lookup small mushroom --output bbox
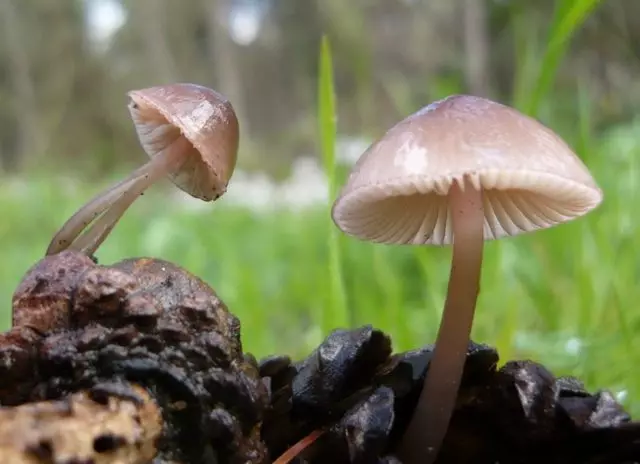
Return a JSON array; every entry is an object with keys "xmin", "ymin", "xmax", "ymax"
[
  {"xmin": 46, "ymin": 83, "xmax": 239, "ymax": 257},
  {"xmin": 330, "ymin": 95, "xmax": 603, "ymax": 463}
]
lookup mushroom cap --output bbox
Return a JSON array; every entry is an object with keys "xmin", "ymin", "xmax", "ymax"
[
  {"xmin": 331, "ymin": 95, "xmax": 603, "ymax": 246},
  {"xmin": 128, "ymin": 83, "xmax": 239, "ymax": 201}
]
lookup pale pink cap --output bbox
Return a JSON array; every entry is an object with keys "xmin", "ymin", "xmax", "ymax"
[
  {"xmin": 331, "ymin": 95, "xmax": 603, "ymax": 246},
  {"xmin": 128, "ymin": 83, "xmax": 239, "ymax": 201}
]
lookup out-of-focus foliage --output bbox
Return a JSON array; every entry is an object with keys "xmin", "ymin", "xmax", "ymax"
[{"xmin": 0, "ymin": 0, "xmax": 638, "ymax": 175}]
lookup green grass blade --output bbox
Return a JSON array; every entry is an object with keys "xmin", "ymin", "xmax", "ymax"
[
  {"xmin": 510, "ymin": 7, "xmax": 541, "ymax": 109},
  {"xmin": 523, "ymin": 0, "xmax": 604, "ymax": 116},
  {"xmin": 318, "ymin": 35, "xmax": 349, "ymax": 331},
  {"xmin": 319, "ymin": 36, "xmax": 338, "ymax": 198}
]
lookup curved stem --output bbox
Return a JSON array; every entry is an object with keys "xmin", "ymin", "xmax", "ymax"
[
  {"xmin": 46, "ymin": 172, "xmax": 144, "ymax": 255},
  {"xmin": 398, "ymin": 178, "xmax": 484, "ymax": 463},
  {"xmin": 69, "ymin": 171, "xmax": 157, "ymax": 256},
  {"xmin": 46, "ymin": 141, "xmax": 188, "ymax": 256}
]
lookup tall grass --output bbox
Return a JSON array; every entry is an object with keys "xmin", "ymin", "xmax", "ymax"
[
  {"xmin": 519, "ymin": 0, "xmax": 605, "ymax": 116},
  {"xmin": 318, "ymin": 36, "xmax": 349, "ymax": 335},
  {"xmin": 1, "ymin": 1, "xmax": 639, "ymax": 417}
]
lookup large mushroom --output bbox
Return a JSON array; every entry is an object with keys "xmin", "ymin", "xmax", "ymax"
[
  {"xmin": 46, "ymin": 83, "xmax": 239, "ymax": 257},
  {"xmin": 330, "ymin": 95, "xmax": 603, "ymax": 463}
]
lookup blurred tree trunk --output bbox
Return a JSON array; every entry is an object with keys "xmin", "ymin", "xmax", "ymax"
[
  {"xmin": 463, "ymin": 0, "xmax": 490, "ymax": 97},
  {"xmin": 204, "ymin": 0, "xmax": 249, "ymax": 134},
  {"xmin": 0, "ymin": 0, "xmax": 42, "ymax": 169},
  {"xmin": 136, "ymin": 0, "xmax": 177, "ymax": 83}
]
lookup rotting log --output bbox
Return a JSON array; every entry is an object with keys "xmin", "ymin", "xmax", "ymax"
[
  {"xmin": 3, "ymin": 250, "xmax": 640, "ymax": 463},
  {"xmin": 3, "ymin": 251, "xmax": 269, "ymax": 463}
]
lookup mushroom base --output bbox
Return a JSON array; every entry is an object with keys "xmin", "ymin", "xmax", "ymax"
[{"xmin": 2, "ymin": 252, "xmax": 638, "ymax": 464}]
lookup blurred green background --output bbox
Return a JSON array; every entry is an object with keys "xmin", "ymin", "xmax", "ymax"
[{"xmin": 0, "ymin": 0, "xmax": 639, "ymax": 415}]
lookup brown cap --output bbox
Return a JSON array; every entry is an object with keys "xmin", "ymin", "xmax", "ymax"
[
  {"xmin": 128, "ymin": 83, "xmax": 239, "ymax": 201},
  {"xmin": 331, "ymin": 95, "xmax": 603, "ymax": 245}
]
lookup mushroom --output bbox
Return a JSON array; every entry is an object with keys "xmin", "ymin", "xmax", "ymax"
[
  {"xmin": 330, "ymin": 95, "xmax": 603, "ymax": 463},
  {"xmin": 46, "ymin": 83, "xmax": 239, "ymax": 257}
]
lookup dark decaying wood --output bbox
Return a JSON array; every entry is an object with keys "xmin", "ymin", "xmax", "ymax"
[{"xmin": 1, "ymin": 251, "xmax": 639, "ymax": 463}]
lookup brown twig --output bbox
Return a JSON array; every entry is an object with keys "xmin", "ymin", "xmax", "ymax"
[{"xmin": 273, "ymin": 429, "xmax": 325, "ymax": 464}]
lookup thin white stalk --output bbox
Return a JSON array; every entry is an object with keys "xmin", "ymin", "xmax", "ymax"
[
  {"xmin": 46, "ymin": 172, "xmax": 143, "ymax": 255},
  {"xmin": 69, "ymin": 171, "xmax": 159, "ymax": 256},
  {"xmin": 46, "ymin": 140, "xmax": 188, "ymax": 256},
  {"xmin": 398, "ymin": 178, "xmax": 485, "ymax": 463}
]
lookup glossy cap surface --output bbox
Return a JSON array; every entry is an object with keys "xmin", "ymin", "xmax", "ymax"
[
  {"xmin": 128, "ymin": 83, "xmax": 239, "ymax": 201},
  {"xmin": 332, "ymin": 95, "xmax": 603, "ymax": 245}
]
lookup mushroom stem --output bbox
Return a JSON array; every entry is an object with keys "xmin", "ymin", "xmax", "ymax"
[
  {"xmin": 398, "ymin": 178, "xmax": 484, "ymax": 464},
  {"xmin": 68, "ymin": 170, "xmax": 157, "ymax": 256},
  {"xmin": 46, "ymin": 140, "xmax": 189, "ymax": 256}
]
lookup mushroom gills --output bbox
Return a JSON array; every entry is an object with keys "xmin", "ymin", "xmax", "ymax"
[{"xmin": 339, "ymin": 182, "xmax": 591, "ymax": 246}]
